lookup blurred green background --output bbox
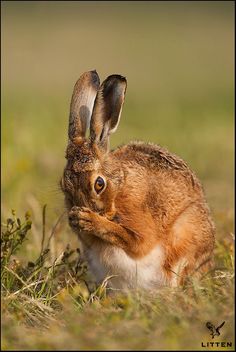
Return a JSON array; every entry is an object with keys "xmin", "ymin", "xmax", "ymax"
[{"xmin": 1, "ymin": 1, "xmax": 234, "ymax": 229}]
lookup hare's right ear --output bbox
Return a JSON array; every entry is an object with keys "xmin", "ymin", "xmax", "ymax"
[
  {"xmin": 68, "ymin": 70, "xmax": 100, "ymax": 141},
  {"xmin": 90, "ymin": 74, "xmax": 127, "ymax": 150}
]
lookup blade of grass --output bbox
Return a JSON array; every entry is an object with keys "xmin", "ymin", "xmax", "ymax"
[
  {"xmin": 3, "ymin": 266, "xmax": 35, "ymax": 296},
  {"xmin": 40, "ymin": 204, "xmax": 47, "ymax": 254}
]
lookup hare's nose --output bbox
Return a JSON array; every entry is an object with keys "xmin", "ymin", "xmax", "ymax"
[{"xmin": 74, "ymin": 190, "xmax": 88, "ymax": 207}]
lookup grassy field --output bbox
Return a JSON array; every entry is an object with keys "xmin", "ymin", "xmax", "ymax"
[{"xmin": 1, "ymin": 1, "xmax": 234, "ymax": 350}]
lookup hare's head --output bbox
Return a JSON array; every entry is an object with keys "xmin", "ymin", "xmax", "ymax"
[{"xmin": 61, "ymin": 71, "xmax": 127, "ymax": 213}]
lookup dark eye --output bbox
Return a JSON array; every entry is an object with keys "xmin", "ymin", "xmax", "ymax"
[{"xmin": 94, "ymin": 176, "xmax": 105, "ymax": 194}]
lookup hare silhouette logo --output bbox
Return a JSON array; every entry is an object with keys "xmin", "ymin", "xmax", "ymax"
[
  {"xmin": 206, "ymin": 321, "xmax": 225, "ymax": 339},
  {"xmin": 201, "ymin": 321, "xmax": 233, "ymax": 348}
]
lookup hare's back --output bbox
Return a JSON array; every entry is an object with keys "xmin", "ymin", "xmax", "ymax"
[{"xmin": 113, "ymin": 141, "xmax": 192, "ymax": 174}]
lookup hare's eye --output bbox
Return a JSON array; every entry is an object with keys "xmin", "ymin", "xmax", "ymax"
[{"xmin": 94, "ymin": 176, "xmax": 105, "ymax": 194}]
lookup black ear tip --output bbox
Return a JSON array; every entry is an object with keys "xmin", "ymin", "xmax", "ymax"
[
  {"xmin": 90, "ymin": 70, "xmax": 100, "ymax": 86},
  {"xmin": 119, "ymin": 75, "xmax": 127, "ymax": 83},
  {"xmin": 103, "ymin": 75, "xmax": 127, "ymax": 90},
  {"xmin": 110, "ymin": 74, "xmax": 127, "ymax": 82}
]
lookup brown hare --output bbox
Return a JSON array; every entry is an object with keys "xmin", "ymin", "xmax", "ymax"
[{"xmin": 61, "ymin": 70, "xmax": 215, "ymax": 291}]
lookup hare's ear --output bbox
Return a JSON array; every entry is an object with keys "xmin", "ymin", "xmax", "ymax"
[
  {"xmin": 68, "ymin": 70, "xmax": 100, "ymax": 141},
  {"xmin": 90, "ymin": 74, "xmax": 127, "ymax": 150}
]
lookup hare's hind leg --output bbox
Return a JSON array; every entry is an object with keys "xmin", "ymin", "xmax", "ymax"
[{"xmin": 164, "ymin": 202, "xmax": 215, "ymax": 286}]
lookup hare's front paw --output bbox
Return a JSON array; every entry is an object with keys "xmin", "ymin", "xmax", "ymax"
[
  {"xmin": 78, "ymin": 207, "xmax": 101, "ymax": 233},
  {"xmin": 68, "ymin": 206, "xmax": 80, "ymax": 230},
  {"xmin": 69, "ymin": 206, "xmax": 104, "ymax": 233}
]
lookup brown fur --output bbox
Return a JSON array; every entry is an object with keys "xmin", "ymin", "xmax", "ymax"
[{"xmin": 61, "ymin": 71, "xmax": 215, "ymax": 288}]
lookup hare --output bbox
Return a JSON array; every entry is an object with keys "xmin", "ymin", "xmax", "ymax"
[{"xmin": 61, "ymin": 70, "xmax": 215, "ymax": 291}]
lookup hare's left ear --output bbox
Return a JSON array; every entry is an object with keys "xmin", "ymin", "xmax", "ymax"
[
  {"xmin": 90, "ymin": 74, "xmax": 127, "ymax": 150},
  {"xmin": 68, "ymin": 70, "xmax": 100, "ymax": 141}
]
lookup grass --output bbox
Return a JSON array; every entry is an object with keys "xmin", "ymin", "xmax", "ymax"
[
  {"xmin": 1, "ymin": 1, "xmax": 234, "ymax": 350},
  {"xmin": 1, "ymin": 210, "xmax": 234, "ymax": 350}
]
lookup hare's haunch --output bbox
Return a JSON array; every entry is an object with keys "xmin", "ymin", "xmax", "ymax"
[{"xmin": 61, "ymin": 70, "xmax": 215, "ymax": 291}]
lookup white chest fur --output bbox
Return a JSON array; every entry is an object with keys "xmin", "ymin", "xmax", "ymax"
[{"xmin": 83, "ymin": 243, "xmax": 167, "ymax": 291}]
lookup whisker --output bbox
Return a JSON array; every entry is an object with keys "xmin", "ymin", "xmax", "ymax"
[{"xmin": 46, "ymin": 211, "xmax": 67, "ymax": 249}]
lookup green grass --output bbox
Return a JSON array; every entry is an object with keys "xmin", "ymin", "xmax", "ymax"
[
  {"xmin": 1, "ymin": 210, "xmax": 234, "ymax": 350},
  {"xmin": 1, "ymin": 1, "xmax": 234, "ymax": 350}
]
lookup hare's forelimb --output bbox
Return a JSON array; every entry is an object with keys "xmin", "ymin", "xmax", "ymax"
[{"xmin": 69, "ymin": 206, "xmax": 142, "ymax": 256}]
